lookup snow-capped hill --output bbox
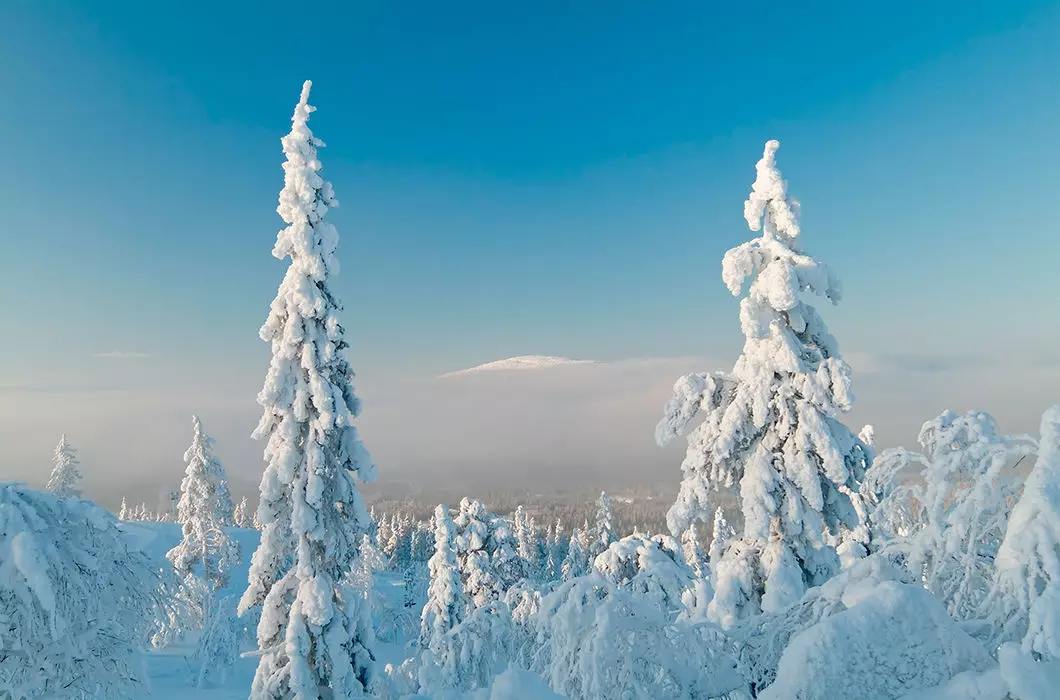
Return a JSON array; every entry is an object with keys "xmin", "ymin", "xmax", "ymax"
[{"xmin": 440, "ymin": 355, "xmax": 595, "ymax": 378}]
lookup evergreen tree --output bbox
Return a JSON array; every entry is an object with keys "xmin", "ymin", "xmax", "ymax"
[
  {"xmin": 592, "ymin": 491, "xmax": 616, "ymax": 558},
  {"xmin": 989, "ymin": 405, "xmax": 1060, "ymax": 659},
  {"xmin": 238, "ymin": 81, "xmax": 377, "ymax": 700},
  {"xmin": 657, "ymin": 140, "xmax": 871, "ymax": 624},
  {"xmin": 234, "ymin": 496, "xmax": 253, "ymax": 528},
  {"xmin": 46, "ymin": 434, "xmax": 82, "ymax": 499},
  {"xmin": 420, "ymin": 505, "xmax": 467, "ymax": 683},
  {"xmin": 167, "ymin": 416, "xmax": 240, "ymax": 591},
  {"xmin": 561, "ymin": 527, "xmax": 590, "ymax": 580},
  {"xmin": 118, "ymin": 496, "xmax": 128, "ymax": 520},
  {"xmin": 682, "ymin": 524, "xmax": 708, "ymax": 578}
]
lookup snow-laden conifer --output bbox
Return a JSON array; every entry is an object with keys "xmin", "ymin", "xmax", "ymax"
[
  {"xmin": 657, "ymin": 140, "xmax": 871, "ymax": 623},
  {"xmin": 234, "ymin": 496, "xmax": 253, "ymax": 528},
  {"xmin": 46, "ymin": 434, "xmax": 82, "ymax": 499},
  {"xmin": 591, "ymin": 491, "xmax": 616, "ymax": 559},
  {"xmin": 989, "ymin": 405, "xmax": 1060, "ymax": 658},
  {"xmin": 238, "ymin": 80, "xmax": 377, "ymax": 700},
  {"xmin": 561, "ymin": 527, "xmax": 590, "ymax": 580},
  {"xmin": 420, "ymin": 505, "xmax": 467, "ymax": 664},
  {"xmin": 167, "ymin": 416, "xmax": 240, "ymax": 591},
  {"xmin": 118, "ymin": 496, "xmax": 129, "ymax": 520}
]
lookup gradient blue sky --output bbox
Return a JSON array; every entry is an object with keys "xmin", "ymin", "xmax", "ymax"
[{"xmin": 2, "ymin": 1, "xmax": 1059, "ymax": 500}]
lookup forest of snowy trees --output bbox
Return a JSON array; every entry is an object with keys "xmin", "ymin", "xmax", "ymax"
[{"xmin": 4, "ymin": 82, "xmax": 1060, "ymax": 700}]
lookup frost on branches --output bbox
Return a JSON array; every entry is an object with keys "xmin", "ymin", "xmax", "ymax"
[
  {"xmin": 867, "ymin": 410, "xmax": 1034, "ymax": 623},
  {"xmin": 168, "ymin": 415, "xmax": 240, "ymax": 590},
  {"xmin": 238, "ymin": 80, "xmax": 378, "ymax": 700},
  {"xmin": 0, "ymin": 484, "xmax": 160, "ymax": 699},
  {"xmin": 46, "ymin": 434, "xmax": 82, "ymax": 499},
  {"xmin": 989, "ymin": 405, "xmax": 1060, "ymax": 659},
  {"xmin": 657, "ymin": 140, "xmax": 872, "ymax": 624}
]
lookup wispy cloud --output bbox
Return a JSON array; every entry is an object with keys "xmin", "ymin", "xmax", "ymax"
[{"xmin": 93, "ymin": 351, "xmax": 151, "ymax": 359}]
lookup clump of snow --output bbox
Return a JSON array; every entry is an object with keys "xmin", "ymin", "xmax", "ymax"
[{"xmin": 440, "ymin": 355, "xmax": 595, "ymax": 378}]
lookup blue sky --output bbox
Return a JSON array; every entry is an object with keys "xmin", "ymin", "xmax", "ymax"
[{"xmin": 1, "ymin": 1, "xmax": 1059, "ymax": 498}]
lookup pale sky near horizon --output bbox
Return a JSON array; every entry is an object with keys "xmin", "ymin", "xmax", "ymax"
[{"xmin": 1, "ymin": 1, "xmax": 1059, "ymax": 506}]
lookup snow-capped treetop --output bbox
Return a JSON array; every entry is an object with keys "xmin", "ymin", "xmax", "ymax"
[
  {"xmin": 742, "ymin": 140, "xmax": 800, "ymax": 246},
  {"xmin": 657, "ymin": 140, "xmax": 872, "ymax": 621},
  {"xmin": 240, "ymin": 81, "xmax": 377, "ymax": 700},
  {"xmin": 46, "ymin": 434, "xmax": 82, "ymax": 499},
  {"xmin": 989, "ymin": 405, "xmax": 1060, "ymax": 659}
]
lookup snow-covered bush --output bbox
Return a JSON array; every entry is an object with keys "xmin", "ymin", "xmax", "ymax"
[
  {"xmin": 867, "ymin": 410, "xmax": 1034, "ymax": 622},
  {"xmin": 532, "ymin": 576, "xmax": 742, "ymax": 700},
  {"xmin": 592, "ymin": 533, "xmax": 693, "ymax": 612},
  {"xmin": 195, "ymin": 594, "xmax": 241, "ymax": 689},
  {"xmin": 45, "ymin": 434, "xmax": 82, "ymax": 499},
  {"xmin": 657, "ymin": 140, "xmax": 872, "ymax": 625},
  {"xmin": 758, "ymin": 579, "xmax": 994, "ymax": 700},
  {"xmin": 987, "ymin": 405, "xmax": 1060, "ymax": 658},
  {"xmin": 239, "ymin": 80, "xmax": 378, "ymax": 700},
  {"xmin": 0, "ymin": 484, "xmax": 161, "ymax": 698},
  {"xmin": 419, "ymin": 602, "xmax": 513, "ymax": 695}
]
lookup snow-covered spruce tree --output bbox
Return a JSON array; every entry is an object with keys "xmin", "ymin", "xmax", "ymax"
[
  {"xmin": 453, "ymin": 497, "xmax": 520, "ymax": 606},
  {"xmin": 167, "ymin": 415, "xmax": 240, "ymax": 592},
  {"xmin": 682, "ymin": 524, "xmax": 708, "ymax": 578},
  {"xmin": 591, "ymin": 491, "xmax": 616, "ymax": 559},
  {"xmin": 419, "ymin": 505, "xmax": 468, "ymax": 684},
  {"xmin": 988, "ymin": 405, "xmax": 1060, "ymax": 657},
  {"xmin": 0, "ymin": 485, "xmax": 161, "ymax": 698},
  {"xmin": 561, "ymin": 526, "xmax": 590, "ymax": 580},
  {"xmin": 708, "ymin": 506, "xmax": 735, "ymax": 564},
  {"xmin": 238, "ymin": 80, "xmax": 378, "ymax": 700},
  {"xmin": 46, "ymin": 434, "xmax": 82, "ymax": 499},
  {"xmin": 657, "ymin": 140, "xmax": 872, "ymax": 625},
  {"xmin": 234, "ymin": 496, "xmax": 252, "ymax": 528},
  {"xmin": 118, "ymin": 496, "xmax": 129, "ymax": 520}
]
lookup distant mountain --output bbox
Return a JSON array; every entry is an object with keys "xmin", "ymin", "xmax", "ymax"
[{"xmin": 439, "ymin": 355, "xmax": 595, "ymax": 378}]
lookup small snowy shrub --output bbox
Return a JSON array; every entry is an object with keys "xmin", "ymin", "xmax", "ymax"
[
  {"xmin": 0, "ymin": 485, "xmax": 160, "ymax": 699},
  {"xmin": 532, "ymin": 576, "xmax": 742, "ymax": 700},
  {"xmin": 592, "ymin": 533, "xmax": 693, "ymax": 612}
]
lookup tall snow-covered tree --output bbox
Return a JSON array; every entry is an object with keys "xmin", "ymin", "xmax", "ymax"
[
  {"xmin": 420, "ymin": 505, "xmax": 467, "ymax": 662},
  {"xmin": 238, "ymin": 81, "xmax": 378, "ymax": 700},
  {"xmin": 118, "ymin": 496, "xmax": 129, "ymax": 520},
  {"xmin": 657, "ymin": 140, "xmax": 872, "ymax": 623},
  {"xmin": 987, "ymin": 406, "xmax": 1060, "ymax": 656},
  {"xmin": 46, "ymin": 434, "xmax": 82, "ymax": 499},
  {"xmin": 167, "ymin": 416, "xmax": 240, "ymax": 591}
]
